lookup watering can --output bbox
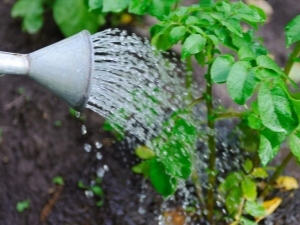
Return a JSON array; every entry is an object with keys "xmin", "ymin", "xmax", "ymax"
[{"xmin": 0, "ymin": 30, "xmax": 93, "ymax": 111}]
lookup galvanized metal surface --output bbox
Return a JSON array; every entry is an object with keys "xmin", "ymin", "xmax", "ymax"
[
  {"xmin": 0, "ymin": 51, "xmax": 29, "ymax": 75},
  {"xmin": 0, "ymin": 30, "xmax": 94, "ymax": 110}
]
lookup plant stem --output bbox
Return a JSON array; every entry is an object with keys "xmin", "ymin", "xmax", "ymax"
[
  {"xmin": 186, "ymin": 56, "xmax": 193, "ymax": 100},
  {"xmin": 284, "ymin": 41, "xmax": 300, "ymax": 78},
  {"xmin": 215, "ymin": 112, "xmax": 243, "ymax": 120},
  {"xmin": 187, "ymin": 96, "xmax": 205, "ymax": 110},
  {"xmin": 260, "ymin": 151, "xmax": 294, "ymax": 199},
  {"xmin": 205, "ymin": 44, "xmax": 216, "ymax": 225},
  {"xmin": 191, "ymin": 167, "xmax": 206, "ymax": 216}
]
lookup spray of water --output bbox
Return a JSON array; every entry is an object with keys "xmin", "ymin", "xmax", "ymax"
[{"xmin": 86, "ymin": 29, "xmax": 187, "ymax": 144}]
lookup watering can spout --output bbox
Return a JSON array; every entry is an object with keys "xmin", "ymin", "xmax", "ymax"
[{"xmin": 0, "ymin": 30, "xmax": 94, "ymax": 111}]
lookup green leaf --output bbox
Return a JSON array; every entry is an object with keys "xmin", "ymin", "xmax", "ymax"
[
  {"xmin": 96, "ymin": 199, "xmax": 104, "ymax": 207},
  {"xmin": 219, "ymin": 172, "xmax": 243, "ymax": 193},
  {"xmin": 245, "ymin": 201, "xmax": 266, "ymax": 217},
  {"xmin": 211, "ymin": 54, "xmax": 235, "ymax": 83},
  {"xmin": 238, "ymin": 46, "xmax": 256, "ymax": 60},
  {"xmin": 240, "ymin": 217, "xmax": 258, "ymax": 225},
  {"xmin": 129, "ymin": 0, "xmax": 148, "ymax": 14},
  {"xmin": 235, "ymin": 2, "xmax": 265, "ymax": 23},
  {"xmin": 258, "ymin": 82, "xmax": 298, "ymax": 133},
  {"xmin": 182, "ymin": 34, "xmax": 206, "ymax": 59},
  {"xmin": 207, "ymin": 35, "xmax": 219, "ymax": 47},
  {"xmin": 149, "ymin": 158, "xmax": 177, "ymax": 198},
  {"xmin": 222, "ymin": 18, "xmax": 243, "ymax": 37},
  {"xmin": 185, "ymin": 16, "xmax": 200, "ymax": 25},
  {"xmin": 241, "ymin": 177, "xmax": 257, "ymax": 201},
  {"xmin": 102, "ymin": 0, "xmax": 129, "ymax": 12},
  {"xmin": 251, "ymin": 168, "xmax": 268, "ymax": 178},
  {"xmin": 255, "ymin": 68, "xmax": 281, "ymax": 80},
  {"xmin": 256, "ymin": 55, "xmax": 283, "ymax": 75},
  {"xmin": 91, "ymin": 185, "xmax": 104, "ymax": 197},
  {"xmin": 135, "ymin": 146, "xmax": 155, "ymax": 160},
  {"xmin": 289, "ymin": 133, "xmax": 300, "ymax": 162},
  {"xmin": 16, "ymin": 199, "xmax": 30, "ymax": 213},
  {"xmin": 132, "ymin": 161, "xmax": 150, "ymax": 178},
  {"xmin": 285, "ymin": 15, "xmax": 300, "ymax": 47},
  {"xmin": 195, "ymin": 51, "xmax": 206, "ymax": 66},
  {"xmin": 151, "ymin": 24, "xmax": 174, "ymax": 50},
  {"xmin": 88, "ymin": 0, "xmax": 103, "ymax": 10},
  {"xmin": 247, "ymin": 113, "xmax": 263, "ymax": 130},
  {"xmin": 170, "ymin": 26, "xmax": 187, "ymax": 43},
  {"xmin": 148, "ymin": 0, "xmax": 176, "ymax": 20},
  {"xmin": 53, "ymin": 0, "xmax": 101, "ymax": 37},
  {"xmin": 260, "ymin": 128, "xmax": 288, "ymax": 148},
  {"xmin": 243, "ymin": 158, "xmax": 253, "ymax": 174},
  {"xmin": 11, "ymin": 0, "xmax": 44, "ymax": 34},
  {"xmin": 199, "ymin": 0, "xmax": 214, "ymax": 7},
  {"xmin": 259, "ymin": 134, "xmax": 280, "ymax": 166},
  {"xmin": 52, "ymin": 176, "xmax": 64, "ymax": 185},
  {"xmin": 227, "ymin": 62, "xmax": 258, "ymax": 105},
  {"xmin": 226, "ymin": 187, "xmax": 243, "ymax": 215},
  {"xmin": 191, "ymin": 26, "xmax": 205, "ymax": 35},
  {"xmin": 78, "ymin": 181, "xmax": 89, "ymax": 189}
]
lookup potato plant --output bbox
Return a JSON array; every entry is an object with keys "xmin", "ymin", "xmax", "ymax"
[{"xmin": 11, "ymin": 0, "xmax": 300, "ymax": 224}]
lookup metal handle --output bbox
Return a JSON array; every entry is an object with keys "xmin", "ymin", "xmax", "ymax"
[{"xmin": 0, "ymin": 51, "xmax": 29, "ymax": 75}]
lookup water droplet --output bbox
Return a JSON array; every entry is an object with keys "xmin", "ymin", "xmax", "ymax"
[
  {"xmin": 95, "ymin": 141, "xmax": 103, "ymax": 149},
  {"xmin": 96, "ymin": 152, "xmax": 103, "ymax": 160},
  {"xmin": 85, "ymin": 190, "xmax": 94, "ymax": 198},
  {"xmin": 81, "ymin": 125, "xmax": 87, "ymax": 135},
  {"xmin": 84, "ymin": 143, "xmax": 91, "ymax": 152}
]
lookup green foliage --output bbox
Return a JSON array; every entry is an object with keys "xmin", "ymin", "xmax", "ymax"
[
  {"xmin": 11, "ymin": 0, "xmax": 44, "ymax": 34},
  {"xmin": 53, "ymin": 0, "xmax": 104, "ymax": 37},
  {"xmin": 16, "ymin": 199, "xmax": 30, "ymax": 212},
  {"xmin": 285, "ymin": 15, "xmax": 300, "ymax": 47},
  {"xmin": 52, "ymin": 176, "xmax": 64, "ymax": 185},
  {"xmin": 78, "ymin": 178, "xmax": 104, "ymax": 207}
]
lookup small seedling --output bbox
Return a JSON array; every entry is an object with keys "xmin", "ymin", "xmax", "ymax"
[
  {"xmin": 16, "ymin": 199, "xmax": 30, "ymax": 212},
  {"xmin": 54, "ymin": 120, "xmax": 62, "ymax": 127},
  {"xmin": 78, "ymin": 178, "xmax": 104, "ymax": 207},
  {"xmin": 52, "ymin": 176, "xmax": 64, "ymax": 185}
]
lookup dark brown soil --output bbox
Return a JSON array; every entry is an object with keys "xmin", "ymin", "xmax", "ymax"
[{"xmin": 0, "ymin": 0, "xmax": 300, "ymax": 225}]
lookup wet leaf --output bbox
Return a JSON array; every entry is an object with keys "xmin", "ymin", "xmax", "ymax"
[
  {"xmin": 151, "ymin": 24, "xmax": 175, "ymax": 50},
  {"xmin": 235, "ymin": 1, "xmax": 265, "ymax": 23},
  {"xmin": 219, "ymin": 172, "xmax": 243, "ymax": 193},
  {"xmin": 129, "ymin": 0, "xmax": 148, "ymax": 14},
  {"xmin": 132, "ymin": 161, "xmax": 150, "ymax": 178},
  {"xmin": 170, "ymin": 26, "xmax": 187, "ymax": 43},
  {"xmin": 222, "ymin": 18, "xmax": 243, "ymax": 37},
  {"xmin": 289, "ymin": 133, "xmax": 300, "ymax": 162},
  {"xmin": 227, "ymin": 62, "xmax": 258, "ymax": 105},
  {"xmin": 91, "ymin": 185, "xmax": 104, "ymax": 197},
  {"xmin": 135, "ymin": 146, "xmax": 155, "ymax": 160},
  {"xmin": 211, "ymin": 54, "xmax": 235, "ymax": 83},
  {"xmin": 243, "ymin": 158, "xmax": 253, "ymax": 174},
  {"xmin": 285, "ymin": 15, "xmax": 300, "ymax": 47},
  {"xmin": 88, "ymin": 0, "xmax": 103, "ymax": 10},
  {"xmin": 275, "ymin": 176, "xmax": 299, "ymax": 191},
  {"xmin": 238, "ymin": 46, "xmax": 256, "ymax": 61},
  {"xmin": 102, "ymin": 0, "xmax": 129, "ymax": 12},
  {"xmin": 240, "ymin": 217, "xmax": 257, "ymax": 225},
  {"xmin": 149, "ymin": 158, "xmax": 177, "ymax": 198},
  {"xmin": 242, "ymin": 177, "xmax": 257, "ymax": 201},
  {"xmin": 255, "ymin": 197, "xmax": 282, "ymax": 223},
  {"xmin": 182, "ymin": 34, "xmax": 206, "ymax": 59},
  {"xmin": 258, "ymin": 82, "xmax": 298, "ymax": 133},
  {"xmin": 251, "ymin": 168, "xmax": 268, "ymax": 179},
  {"xmin": 226, "ymin": 186, "xmax": 243, "ymax": 215},
  {"xmin": 259, "ymin": 134, "xmax": 280, "ymax": 166},
  {"xmin": 194, "ymin": 51, "xmax": 206, "ymax": 67},
  {"xmin": 244, "ymin": 201, "xmax": 266, "ymax": 217}
]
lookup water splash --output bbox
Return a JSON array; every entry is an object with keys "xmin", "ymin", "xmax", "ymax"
[{"xmin": 87, "ymin": 29, "xmax": 186, "ymax": 143}]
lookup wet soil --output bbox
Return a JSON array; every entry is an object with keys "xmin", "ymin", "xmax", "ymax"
[{"xmin": 0, "ymin": 0, "xmax": 300, "ymax": 225}]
